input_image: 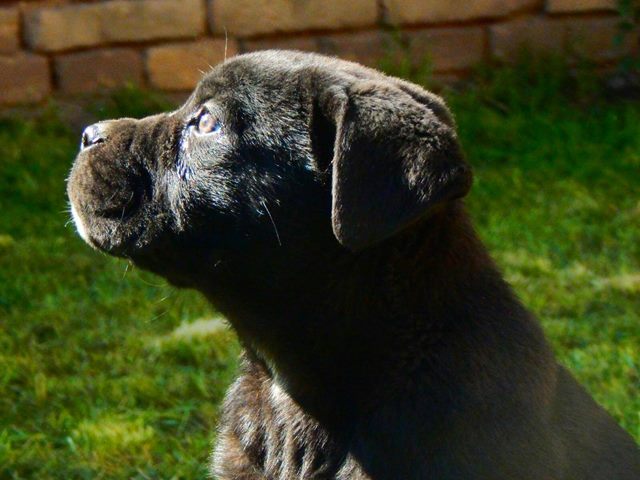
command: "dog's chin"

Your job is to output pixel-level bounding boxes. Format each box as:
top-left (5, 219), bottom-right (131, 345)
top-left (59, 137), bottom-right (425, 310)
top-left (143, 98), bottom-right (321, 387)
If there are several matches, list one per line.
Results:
top-left (72, 197), bottom-right (226, 290)
top-left (133, 255), bottom-right (198, 288)
top-left (70, 203), bottom-right (147, 258)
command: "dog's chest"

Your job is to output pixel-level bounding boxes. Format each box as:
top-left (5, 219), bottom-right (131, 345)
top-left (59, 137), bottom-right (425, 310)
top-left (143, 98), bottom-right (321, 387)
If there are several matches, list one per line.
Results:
top-left (212, 365), bottom-right (369, 480)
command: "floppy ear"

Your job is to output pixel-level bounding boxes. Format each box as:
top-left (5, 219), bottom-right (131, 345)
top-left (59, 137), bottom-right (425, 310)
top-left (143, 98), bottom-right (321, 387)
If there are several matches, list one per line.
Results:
top-left (315, 80), bottom-right (473, 251)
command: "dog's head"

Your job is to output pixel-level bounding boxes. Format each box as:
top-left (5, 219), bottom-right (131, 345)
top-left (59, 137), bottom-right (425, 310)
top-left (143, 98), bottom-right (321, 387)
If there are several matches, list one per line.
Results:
top-left (67, 50), bottom-right (472, 287)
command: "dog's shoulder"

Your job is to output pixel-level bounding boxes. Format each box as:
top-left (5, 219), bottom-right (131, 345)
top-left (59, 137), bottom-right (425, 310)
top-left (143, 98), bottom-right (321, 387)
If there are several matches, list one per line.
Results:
top-left (213, 354), bottom-right (362, 479)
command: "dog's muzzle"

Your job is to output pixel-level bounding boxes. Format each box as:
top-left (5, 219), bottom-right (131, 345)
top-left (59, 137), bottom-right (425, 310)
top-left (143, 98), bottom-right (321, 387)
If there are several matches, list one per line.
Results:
top-left (67, 116), bottom-right (167, 255)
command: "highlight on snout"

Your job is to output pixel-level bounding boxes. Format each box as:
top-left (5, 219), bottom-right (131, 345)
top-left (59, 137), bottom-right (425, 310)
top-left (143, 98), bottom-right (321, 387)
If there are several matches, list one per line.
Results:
top-left (66, 117), bottom-right (160, 256)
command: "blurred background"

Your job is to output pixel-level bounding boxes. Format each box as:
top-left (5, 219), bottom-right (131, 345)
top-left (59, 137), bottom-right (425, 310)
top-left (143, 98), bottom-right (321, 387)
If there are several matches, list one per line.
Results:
top-left (1, 0), bottom-right (639, 104)
top-left (1, 0), bottom-right (639, 478)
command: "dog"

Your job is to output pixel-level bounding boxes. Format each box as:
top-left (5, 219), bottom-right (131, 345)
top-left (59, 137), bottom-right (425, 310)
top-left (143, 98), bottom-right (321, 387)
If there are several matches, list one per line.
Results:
top-left (67, 50), bottom-right (640, 479)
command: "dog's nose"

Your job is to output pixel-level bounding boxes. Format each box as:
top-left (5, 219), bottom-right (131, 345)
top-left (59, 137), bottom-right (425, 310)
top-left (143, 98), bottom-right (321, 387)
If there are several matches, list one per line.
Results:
top-left (80, 123), bottom-right (106, 150)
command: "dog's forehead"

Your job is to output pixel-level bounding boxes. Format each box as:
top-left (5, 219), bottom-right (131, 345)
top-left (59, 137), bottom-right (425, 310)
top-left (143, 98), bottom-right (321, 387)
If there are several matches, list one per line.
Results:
top-left (194, 51), bottom-right (311, 100)
top-left (190, 50), bottom-right (385, 105)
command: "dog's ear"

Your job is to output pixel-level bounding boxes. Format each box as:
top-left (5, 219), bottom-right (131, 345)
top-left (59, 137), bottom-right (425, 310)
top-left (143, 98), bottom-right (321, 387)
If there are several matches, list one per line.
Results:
top-left (313, 80), bottom-right (473, 251)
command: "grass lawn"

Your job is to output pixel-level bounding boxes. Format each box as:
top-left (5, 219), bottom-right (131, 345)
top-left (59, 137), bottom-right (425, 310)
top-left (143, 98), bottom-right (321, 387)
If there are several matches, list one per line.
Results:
top-left (1, 59), bottom-right (639, 478)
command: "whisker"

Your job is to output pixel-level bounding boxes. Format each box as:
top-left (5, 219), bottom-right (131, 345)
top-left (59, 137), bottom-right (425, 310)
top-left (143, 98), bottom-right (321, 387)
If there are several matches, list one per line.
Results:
top-left (155, 295), bottom-right (171, 304)
top-left (137, 277), bottom-right (166, 288)
top-left (224, 28), bottom-right (229, 61)
top-left (122, 261), bottom-right (132, 280)
top-left (149, 310), bottom-right (169, 322)
top-left (261, 199), bottom-right (282, 247)
top-left (115, 191), bottom-right (135, 227)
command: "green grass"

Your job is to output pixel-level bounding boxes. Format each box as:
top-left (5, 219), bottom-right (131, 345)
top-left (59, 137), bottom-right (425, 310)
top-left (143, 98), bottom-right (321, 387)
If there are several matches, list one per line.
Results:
top-left (1, 59), bottom-right (639, 478)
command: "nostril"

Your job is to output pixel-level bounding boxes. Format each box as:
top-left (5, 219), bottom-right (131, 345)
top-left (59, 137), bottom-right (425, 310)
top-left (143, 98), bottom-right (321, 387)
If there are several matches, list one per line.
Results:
top-left (81, 124), bottom-right (105, 150)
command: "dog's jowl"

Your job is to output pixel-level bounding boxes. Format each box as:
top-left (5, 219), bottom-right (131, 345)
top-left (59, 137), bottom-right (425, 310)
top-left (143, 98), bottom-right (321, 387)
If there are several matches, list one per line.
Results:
top-left (67, 51), bottom-right (640, 479)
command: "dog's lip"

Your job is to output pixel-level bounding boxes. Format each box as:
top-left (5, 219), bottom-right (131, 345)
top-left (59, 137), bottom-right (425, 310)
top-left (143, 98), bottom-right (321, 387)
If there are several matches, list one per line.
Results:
top-left (69, 180), bottom-right (151, 257)
top-left (83, 214), bottom-right (148, 257)
top-left (71, 203), bottom-right (92, 246)
top-left (92, 183), bottom-right (146, 221)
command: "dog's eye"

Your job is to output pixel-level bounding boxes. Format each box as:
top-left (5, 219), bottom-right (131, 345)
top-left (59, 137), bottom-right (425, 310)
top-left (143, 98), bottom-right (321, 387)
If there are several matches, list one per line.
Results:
top-left (196, 110), bottom-right (221, 135)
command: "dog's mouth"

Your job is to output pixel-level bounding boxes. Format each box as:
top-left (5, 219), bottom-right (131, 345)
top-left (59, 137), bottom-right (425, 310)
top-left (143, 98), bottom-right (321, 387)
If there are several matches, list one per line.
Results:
top-left (93, 174), bottom-right (148, 221)
top-left (67, 114), bottom-right (183, 257)
top-left (67, 146), bottom-right (153, 257)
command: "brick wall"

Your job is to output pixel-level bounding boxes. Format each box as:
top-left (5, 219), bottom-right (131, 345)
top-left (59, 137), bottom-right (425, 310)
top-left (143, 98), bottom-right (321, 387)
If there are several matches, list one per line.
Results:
top-left (0, 0), bottom-right (636, 105)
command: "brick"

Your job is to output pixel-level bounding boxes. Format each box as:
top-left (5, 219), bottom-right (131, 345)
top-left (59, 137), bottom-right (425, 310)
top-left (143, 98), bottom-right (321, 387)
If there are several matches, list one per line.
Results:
top-left (547, 0), bottom-right (615, 13)
top-left (24, 0), bottom-right (205, 52)
top-left (510, 0), bottom-right (545, 13)
top-left (243, 36), bottom-right (320, 54)
top-left (209, 0), bottom-right (377, 37)
top-left (384, 0), bottom-right (508, 25)
top-left (384, 0), bottom-right (542, 25)
top-left (315, 28), bottom-right (485, 71)
top-left (101, 0), bottom-right (205, 44)
top-left (490, 16), bottom-right (565, 60)
top-left (407, 27), bottom-right (485, 71)
top-left (317, 31), bottom-right (387, 67)
top-left (55, 48), bottom-right (143, 94)
top-left (147, 39), bottom-right (237, 91)
top-left (565, 17), bottom-right (638, 61)
top-left (0, 7), bottom-right (19, 54)
top-left (24, 4), bottom-right (100, 52)
top-left (0, 54), bottom-right (50, 104)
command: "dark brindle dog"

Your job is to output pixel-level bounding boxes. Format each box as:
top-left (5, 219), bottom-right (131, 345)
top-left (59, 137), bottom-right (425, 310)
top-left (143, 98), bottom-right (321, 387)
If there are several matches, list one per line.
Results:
top-left (67, 51), bottom-right (640, 479)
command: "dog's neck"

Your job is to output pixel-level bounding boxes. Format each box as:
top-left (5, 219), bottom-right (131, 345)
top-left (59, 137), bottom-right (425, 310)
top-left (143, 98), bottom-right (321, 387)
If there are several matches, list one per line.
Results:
top-left (204, 201), bottom-right (555, 426)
